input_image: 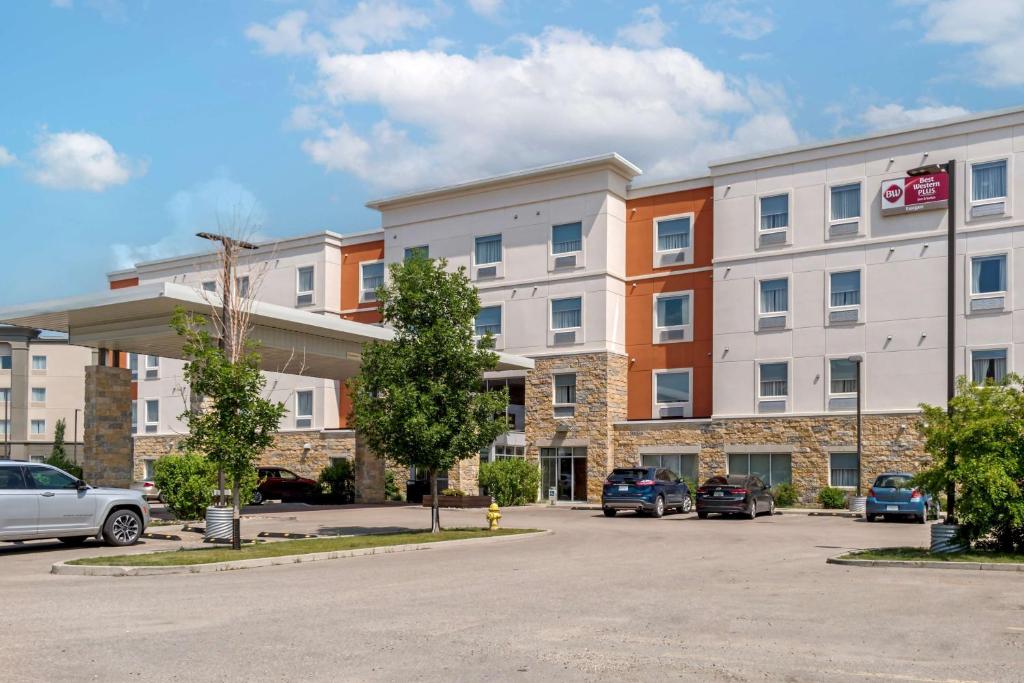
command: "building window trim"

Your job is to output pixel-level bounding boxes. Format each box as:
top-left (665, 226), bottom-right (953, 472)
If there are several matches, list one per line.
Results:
top-left (651, 290), bottom-right (693, 344)
top-left (296, 265), bottom-right (315, 307)
top-left (552, 371), bottom-right (577, 418)
top-left (31, 355), bottom-right (47, 372)
top-left (969, 346), bottom-right (1010, 385)
top-left (827, 356), bottom-right (862, 401)
top-left (756, 191), bottom-right (792, 247)
top-left (967, 155), bottom-right (1012, 220)
top-left (474, 303), bottom-right (503, 342)
top-left (756, 276), bottom-right (790, 331)
top-left (825, 180), bottom-right (864, 239)
top-left (652, 212), bottom-right (694, 266)
top-left (144, 355), bottom-right (160, 380)
top-left (757, 360), bottom-right (790, 401)
top-left (295, 389), bottom-right (314, 429)
top-left (826, 267), bottom-right (865, 325)
top-left (144, 399), bottom-right (159, 434)
top-left (30, 387), bottom-right (46, 405)
top-left (967, 250), bottom-right (1011, 313)
top-left (828, 451), bottom-right (859, 489)
top-left (359, 260), bottom-right (385, 304)
top-left (725, 450), bottom-right (792, 488)
top-left (651, 368), bottom-right (693, 419)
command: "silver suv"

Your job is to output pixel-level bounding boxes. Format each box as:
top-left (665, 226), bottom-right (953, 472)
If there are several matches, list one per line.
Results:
top-left (0, 462), bottom-right (150, 546)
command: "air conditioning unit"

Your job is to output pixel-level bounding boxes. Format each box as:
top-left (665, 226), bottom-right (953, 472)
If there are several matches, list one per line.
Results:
top-left (971, 296), bottom-right (1005, 312)
top-left (553, 254), bottom-right (577, 269)
top-left (971, 201), bottom-right (1005, 218)
top-left (656, 250), bottom-right (690, 268)
top-left (758, 315), bottom-right (786, 330)
top-left (658, 406), bottom-right (686, 419)
top-left (552, 330), bottom-right (577, 345)
top-left (145, 369), bottom-right (158, 380)
top-left (296, 418), bottom-right (312, 429)
top-left (475, 265), bottom-right (498, 280)
top-left (828, 309), bottom-right (859, 324)
top-left (759, 231), bottom-right (787, 247)
top-left (829, 222), bottom-right (858, 238)
top-left (658, 328), bottom-right (687, 343)
top-left (297, 293), bottom-right (313, 306)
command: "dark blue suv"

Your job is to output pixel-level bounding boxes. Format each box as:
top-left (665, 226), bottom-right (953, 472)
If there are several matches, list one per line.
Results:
top-left (601, 467), bottom-right (692, 518)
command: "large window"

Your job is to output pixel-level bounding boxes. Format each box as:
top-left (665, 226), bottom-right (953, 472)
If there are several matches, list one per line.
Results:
top-left (971, 255), bottom-right (1006, 294)
top-left (972, 349), bottom-right (1008, 384)
top-left (829, 452), bottom-right (859, 488)
top-left (551, 222), bottom-right (582, 254)
top-left (31, 387), bottom-right (45, 403)
top-left (31, 419), bottom-right (45, 435)
top-left (829, 359), bottom-right (858, 395)
top-left (145, 399), bottom-right (159, 434)
top-left (759, 194), bottom-right (789, 231)
top-left (830, 183), bottom-right (861, 221)
top-left (760, 278), bottom-right (788, 314)
top-left (551, 297), bottom-right (582, 330)
top-left (830, 270), bottom-right (861, 307)
top-left (296, 266), bottom-right (314, 306)
top-left (728, 452), bottom-right (792, 487)
top-left (475, 305), bottom-right (502, 337)
top-left (972, 160), bottom-right (1007, 201)
top-left (360, 262), bottom-right (384, 302)
top-left (31, 355), bottom-right (47, 371)
top-left (641, 453), bottom-right (698, 483)
top-left (656, 216), bottom-right (691, 252)
top-left (759, 362), bottom-right (788, 398)
top-left (295, 390), bottom-right (313, 429)
top-left (475, 234), bottom-right (502, 265)
top-left (655, 371), bottom-right (690, 405)
top-left (656, 293), bottom-right (690, 329)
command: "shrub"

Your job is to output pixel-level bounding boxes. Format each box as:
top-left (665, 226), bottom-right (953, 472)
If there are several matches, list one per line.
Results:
top-left (318, 459), bottom-right (354, 503)
top-left (153, 453), bottom-right (216, 520)
top-left (441, 487), bottom-right (467, 497)
top-left (384, 470), bottom-right (402, 501)
top-left (818, 486), bottom-right (848, 509)
top-left (45, 418), bottom-right (83, 480)
top-left (772, 482), bottom-right (799, 508)
top-left (682, 477), bottom-right (698, 500)
top-left (479, 459), bottom-right (540, 507)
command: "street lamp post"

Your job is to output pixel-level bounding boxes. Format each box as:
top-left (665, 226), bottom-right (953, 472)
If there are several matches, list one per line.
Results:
top-left (848, 355), bottom-right (863, 496)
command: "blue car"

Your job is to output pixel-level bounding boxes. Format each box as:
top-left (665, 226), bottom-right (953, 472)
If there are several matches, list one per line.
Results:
top-left (865, 472), bottom-right (938, 524)
top-left (601, 467), bottom-right (692, 518)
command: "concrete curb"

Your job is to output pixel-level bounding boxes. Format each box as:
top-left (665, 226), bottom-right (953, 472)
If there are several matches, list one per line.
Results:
top-left (52, 529), bottom-right (552, 577)
top-left (827, 555), bottom-right (1024, 572)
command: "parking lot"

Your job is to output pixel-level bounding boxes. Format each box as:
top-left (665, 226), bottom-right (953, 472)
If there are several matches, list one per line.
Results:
top-left (2, 504), bottom-right (1021, 682)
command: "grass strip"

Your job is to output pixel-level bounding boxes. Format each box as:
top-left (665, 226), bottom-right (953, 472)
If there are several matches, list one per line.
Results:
top-left (840, 547), bottom-right (1024, 564)
top-left (68, 528), bottom-right (539, 567)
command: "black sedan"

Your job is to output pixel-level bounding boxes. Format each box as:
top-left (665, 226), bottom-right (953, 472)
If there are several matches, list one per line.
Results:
top-left (695, 475), bottom-right (775, 519)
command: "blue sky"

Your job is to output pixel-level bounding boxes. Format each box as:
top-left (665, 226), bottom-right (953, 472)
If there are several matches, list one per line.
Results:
top-left (1, 0), bottom-right (1022, 305)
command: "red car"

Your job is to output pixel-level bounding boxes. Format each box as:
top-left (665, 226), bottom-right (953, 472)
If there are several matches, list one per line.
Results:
top-left (253, 467), bottom-right (318, 504)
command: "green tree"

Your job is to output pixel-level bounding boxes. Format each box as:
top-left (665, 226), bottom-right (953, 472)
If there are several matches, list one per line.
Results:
top-left (171, 308), bottom-right (286, 547)
top-left (45, 418), bottom-right (82, 479)
top-left (915, 375), bottom-right (1024, 551)
top-left (350, 254), bottom-right (510, 533)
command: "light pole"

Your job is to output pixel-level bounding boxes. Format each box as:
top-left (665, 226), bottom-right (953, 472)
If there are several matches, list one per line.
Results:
top-left (848, 355), bottom-right (863, 496)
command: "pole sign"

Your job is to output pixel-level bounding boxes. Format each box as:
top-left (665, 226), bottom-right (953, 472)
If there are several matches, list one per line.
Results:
top-left (880, 173), bottom-right (949, 215)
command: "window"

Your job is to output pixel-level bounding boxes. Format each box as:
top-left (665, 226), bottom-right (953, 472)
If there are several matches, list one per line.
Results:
top-left (759, 362), bottom-right (788, 398)
top-left (551, 222), bottom-right (582, 254)
top-left (31, 419), bottom-right (45, 435)
top-left (972, 160), bottom-right (1007, 202)
top-left (131, 400), bottom-right (138, 434)
top-left (759, 194), bottom-right (789, 231)
top-left (641, 453), bottom-right (698, 483)
top-left (296, 266), bottom-right (314, 306)
top-left (830, 452), bottom-right (859, 488)
top-left (0, 420), bottom-right (7, 436)
top-left (31, 355), bottom-right (47, 371)
top-left (296, 390), bottom-right (313, 429)
top-left (656, 293), bottom-right (690, 328)
top-left (972, 349), bottom-right (1008, 384)
top-left (360, 262), bottom-right (384, 302)
top-left (829, 359), bottom-right (858, 395)
top-left (143, 459), bottom-right (157, 480)
top-left (830, 183), bottom-right (861, 221)
top-left (0, 466), bottom-right (25, 489)
top-left (0, 356), bottom-right (10, 370)
top-left (31, 387), bottom-right (45, 403)
top-left (553, 373), bottom-right (576, 418)
top-left (760, 279), bottom-right (788, 314)
top-left (655, 371), bottom-right (690, 406)
top-left (551, 297), bottom-right (582, 330)
top-left (830, 271), bottom-right (861, 307)
top-left (656, 216), bottom-right (691, 252)
top-left (728, 452), bottom-right (792, 487)
top-left (404, 246), bottom-right (429, 261)
top-left (475, 234), bottom-right (502, 265)
top-left (145, 399), bottom-right (159, 433)
top-left (30, 455), bottom-right (45, 463)
top-left (129, 353), bottom-right (138, 380)
top-left (971, 255), bottom-right (1006, 294)
top-left (475, 305), bottom-right (502, 337)
top-left (202, 280), bottom-right (216, 292)
top-left (0, 388), bottom-right (8, 402)
top-left (235, 275), bottom-right (250, 299)
top-left (27, 465), bottom-right (78, 489)
top-left (145, 355), bottom-right (159, 380)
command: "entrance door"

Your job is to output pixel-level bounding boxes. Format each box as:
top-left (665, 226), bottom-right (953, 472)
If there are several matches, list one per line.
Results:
top-left (540, 447), bottom-right (588, 502)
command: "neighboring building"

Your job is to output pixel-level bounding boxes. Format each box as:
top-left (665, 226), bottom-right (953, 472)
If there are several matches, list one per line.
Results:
top-left (0, 326), bottom-right (90, 462)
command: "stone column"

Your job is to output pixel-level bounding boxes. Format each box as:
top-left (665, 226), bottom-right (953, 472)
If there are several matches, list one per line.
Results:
top-left (83, 365), bottom-right (133, 487)
top-left (353, 431), bottom-right (384, 503)
top-left (8, 340), bottom-right (30, 460)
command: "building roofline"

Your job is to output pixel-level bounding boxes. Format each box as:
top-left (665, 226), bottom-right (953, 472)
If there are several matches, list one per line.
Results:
top-left (627, 173), bottom-right (712, 199)
top-left (709, 104), bottom-right (1024, 171)
top-left (365, 153), bottom-right (643, 211)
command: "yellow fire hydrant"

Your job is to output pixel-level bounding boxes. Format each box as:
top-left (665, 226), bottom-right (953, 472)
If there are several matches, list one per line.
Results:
top-left (486, 502), bottom-right (502, 531)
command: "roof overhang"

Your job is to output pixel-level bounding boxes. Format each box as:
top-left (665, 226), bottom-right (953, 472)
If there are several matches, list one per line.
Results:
top-left (0, 283), bottom-right (533, 380)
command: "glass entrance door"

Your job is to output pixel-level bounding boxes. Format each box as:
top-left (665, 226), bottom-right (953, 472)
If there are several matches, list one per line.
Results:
top-left (540, 447), bottom-right (588, 502)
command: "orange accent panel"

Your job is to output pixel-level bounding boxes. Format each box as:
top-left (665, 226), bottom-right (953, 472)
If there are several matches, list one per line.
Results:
top-left (342, 310), bottom-right (383, 324)
top-left (109, 277), bottom-right (139, 290)
top-left (340, 240), bottom-right (385, 313)
top-left (338, 383), bottom-right (353, 428)
top-left (625, 187), bottom-right (713, 277)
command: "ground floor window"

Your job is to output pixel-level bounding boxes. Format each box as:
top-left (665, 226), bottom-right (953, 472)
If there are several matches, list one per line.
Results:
top-left (143, 459), bottom-right (157, 480)
top-left (480, 444), bottom-right (526, 464)
top-left (540, 447), bottom-right (588, 502)
top-left (727, 452), bottom-right (792, 487)
top-left (829, 452), bottom-right (858, 488)
top-left (641, 453), bottom-right (698, 483)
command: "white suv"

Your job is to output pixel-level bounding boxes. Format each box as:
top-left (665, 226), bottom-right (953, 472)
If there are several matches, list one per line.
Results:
top-left (0, 462), bottom-right (150, 546)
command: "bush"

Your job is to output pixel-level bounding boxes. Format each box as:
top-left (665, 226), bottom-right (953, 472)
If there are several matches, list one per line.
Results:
top-left (153, 453), bottom-right (258, 520)
top-left (772, 482), bottom-right (799, 508)
top-left (441, 487), bottom-right (466, 497)
top-left (318, 459), bottom-right (354, 503)
top-left (479, 459), bottom-right (540, 507)
top-left (45, 418), bottom-right (83, 479)
top-left (682, 477), bottom-right (698, 500)
top-left (818, 486), bottom-right (848, 509)
top-left (384, 470), bottom-right (402, 501)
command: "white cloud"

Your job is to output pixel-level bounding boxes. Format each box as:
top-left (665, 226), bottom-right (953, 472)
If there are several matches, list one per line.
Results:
top-left (0, 146), bottom-right (16, 166)
top-left (914, 0), bottom-right (1024, 86)
top-left (245, 10), bottom-right (314, 56)
top-left (281, 27), bottom-right (796, 189)
top-left (30, 131), bottom-right (144, 191)
top-left (51, 0), bottom-right (73, 8)
top-left (700, 1), bottom-right (774, 41)
top-left (617, 5), bottom-right (669, 48)
top-left (862, 103), bottom-right (971, 131)
top-left (111, 176), bottom-right (266, 269)
top-left (467, 0), bottom-right (503, 18)
top-left (286, 104), bottom-right (325, 131)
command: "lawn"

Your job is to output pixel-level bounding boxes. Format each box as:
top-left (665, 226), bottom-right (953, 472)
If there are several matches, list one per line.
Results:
top-left (69, 528), bottom-right (539, 567)
top-left (840, 547), bottom-right (1024, 564)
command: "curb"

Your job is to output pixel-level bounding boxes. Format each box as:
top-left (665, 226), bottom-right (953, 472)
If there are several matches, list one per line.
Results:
top-left (806, 511), bottom-right (861, 518)
top-left (141, 532), bottom-right (182, 541)
top-left (51, 529), bottom-right (552, 577)
top-left (257, 531), bottom-right (320, 539)
top-left (827, 556), bottom-right (1024, 572)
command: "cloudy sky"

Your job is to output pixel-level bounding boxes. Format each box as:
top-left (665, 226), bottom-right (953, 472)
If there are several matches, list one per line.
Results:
top-left (1, 0), bottom-right (1022, 304)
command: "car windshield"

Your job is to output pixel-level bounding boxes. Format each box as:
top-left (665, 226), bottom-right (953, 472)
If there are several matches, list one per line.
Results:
top-left (874, 475), bottom-right (912, 489)
top-left (607, 469), bottom-right (648, 483)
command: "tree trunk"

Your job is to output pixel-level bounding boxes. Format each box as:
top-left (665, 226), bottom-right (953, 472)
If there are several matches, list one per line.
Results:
top-left (218, 466), bottom-right (226, 507)
top-left (231, 476), bottom-right (241, 550)
top-left (430, 469), bottom-right (441, 534)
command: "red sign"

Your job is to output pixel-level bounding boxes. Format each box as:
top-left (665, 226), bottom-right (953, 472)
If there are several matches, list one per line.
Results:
top-left (880, 173), bottom-right (949, 214)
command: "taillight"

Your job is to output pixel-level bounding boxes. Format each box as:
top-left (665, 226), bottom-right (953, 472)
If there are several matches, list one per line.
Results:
top-left (732, 489), bottom-right (749, 495)
top-left (868, 487), bottom-right (876, 497)
top-left (144, 481), bottom-right (154, 487)
top-left (603, 480), bottom-right (614, 486)
top-left (910, 489), bottom-right (922, 501)
top-left (697, 487), bottom-right (708, 494)
top-left (635, 479), bottom-right (655, 486)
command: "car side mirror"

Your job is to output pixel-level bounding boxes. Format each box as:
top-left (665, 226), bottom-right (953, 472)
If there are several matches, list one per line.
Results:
top-left (75, 479), bottom-right (88, 490)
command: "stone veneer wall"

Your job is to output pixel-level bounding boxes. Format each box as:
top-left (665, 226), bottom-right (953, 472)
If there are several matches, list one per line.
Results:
top-left (83, 365), bottom-right (134, 487)
top-left (525, 351), bottom-right (629, 502)
top-left (613, 413), bottom-right (929, 505)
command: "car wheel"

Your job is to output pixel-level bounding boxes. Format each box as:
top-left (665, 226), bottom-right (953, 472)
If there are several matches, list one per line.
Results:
top-left (652, 495), bottom-right (665, 518)
top-left (918, 513), bottom-right (927, 524)
top-left (58, 536), bottom-right (89, 546)
top-left (103, 509), bottom-right (142, 547)
top-left (681, 497), bottom-right (693, 514)
top-left (697, 511), bottom-right (709, 519)
top-left (747, 499), bottom-right (757, 520)
top-left (866, 513), bottom-right (876, 522)
top-left (251, 491), bottom-right (264, 505)
top-left (603, 508), bottom-right (617, 517)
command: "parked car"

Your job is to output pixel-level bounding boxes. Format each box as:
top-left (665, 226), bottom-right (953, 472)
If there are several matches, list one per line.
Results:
top-left (254, 467), bottom-right (318, 504)
top-left (865, 473), bottom-right (937, 524)
top-left (130, 480), bottom-right (161, 502)
top-left (0, 461), bottom-right (149, 546)
top-left (695, 475), bottom-right (775, 519)
top-left (601, 467), bottom-right (692, 518)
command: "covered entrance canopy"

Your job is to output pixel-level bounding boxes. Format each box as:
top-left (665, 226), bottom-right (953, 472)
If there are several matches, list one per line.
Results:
top-left (0, 281), bottom-right (534, 378)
